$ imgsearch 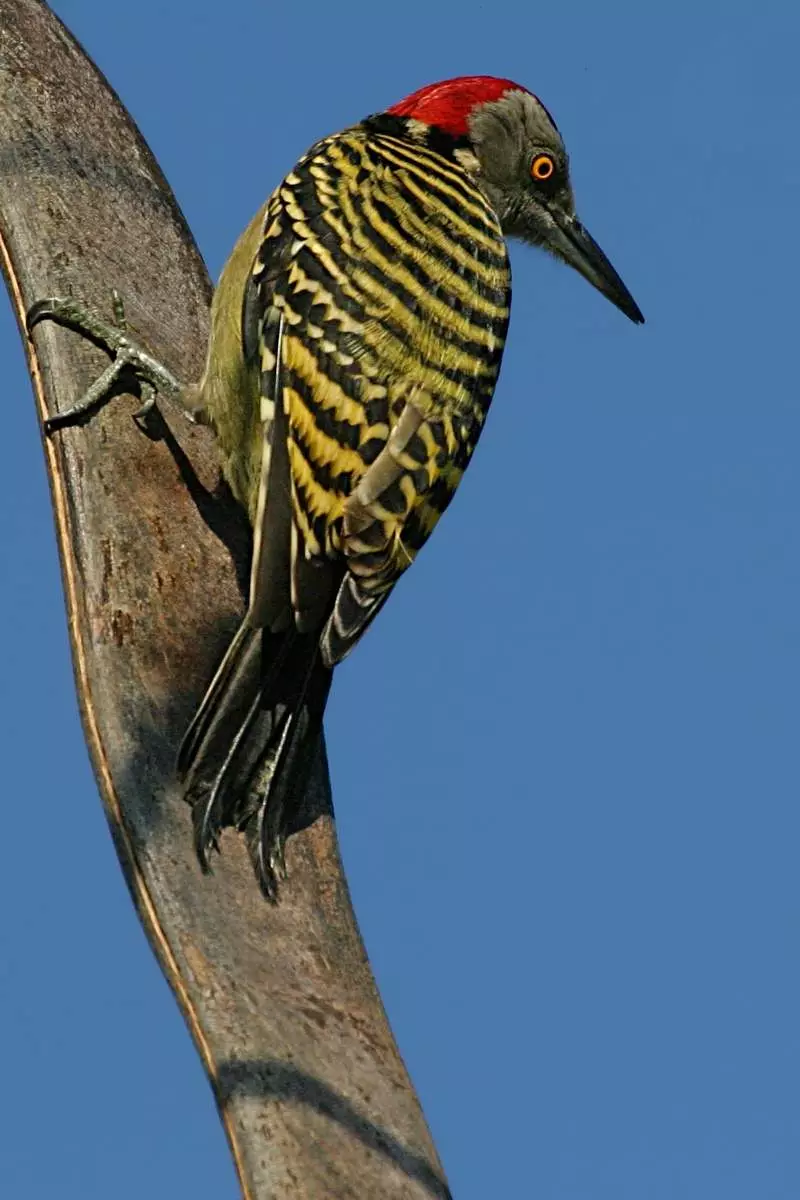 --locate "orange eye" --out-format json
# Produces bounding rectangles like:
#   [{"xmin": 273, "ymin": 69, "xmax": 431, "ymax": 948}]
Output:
[{"xmin": 531, "ymin": 153, "xmax": 555, "ymax": 182}]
